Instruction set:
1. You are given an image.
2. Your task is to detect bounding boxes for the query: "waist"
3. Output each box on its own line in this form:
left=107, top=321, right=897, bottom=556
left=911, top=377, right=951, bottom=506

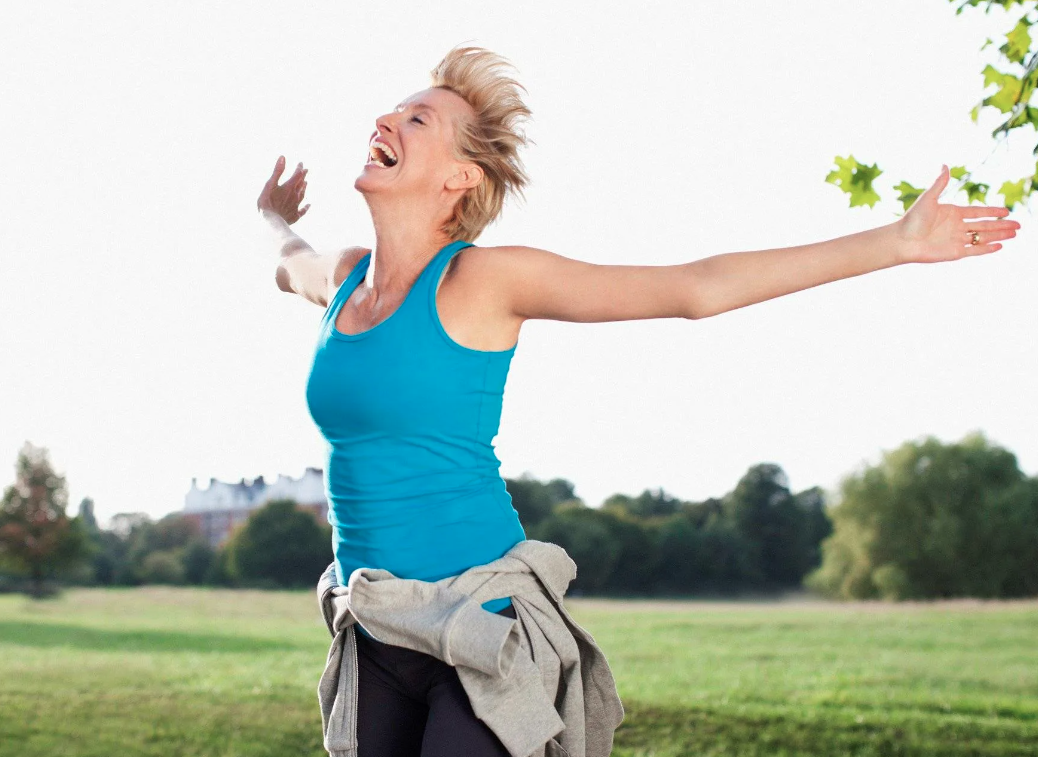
left=331, top=486, right=527, bottom=584
left=324, top=440, right=506, bottom=508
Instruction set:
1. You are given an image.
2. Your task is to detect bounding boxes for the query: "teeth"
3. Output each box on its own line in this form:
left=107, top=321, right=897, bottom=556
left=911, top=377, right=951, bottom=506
left=368, top=140, right=397, bottom=167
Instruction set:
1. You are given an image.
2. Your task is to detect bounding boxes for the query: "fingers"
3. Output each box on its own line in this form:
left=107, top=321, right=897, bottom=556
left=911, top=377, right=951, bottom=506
left=270, top=157, right=309, bottom=189
left=969, top=242, right=1002, bottom=255
left=270, top=155, right=286, bottom=183
left=966, top=229, right=1016, bottom=245
left=963, top=218, right=1021, bottom=232
left=959, top=204, right=1011, bottom=218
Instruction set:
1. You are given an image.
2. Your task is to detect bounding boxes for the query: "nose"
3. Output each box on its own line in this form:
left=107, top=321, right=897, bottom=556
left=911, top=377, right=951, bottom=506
left=372, top=112, right=397, bottom=141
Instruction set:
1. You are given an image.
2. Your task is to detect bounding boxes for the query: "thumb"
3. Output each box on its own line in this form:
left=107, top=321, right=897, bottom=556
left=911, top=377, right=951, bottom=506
left=928, top=164, right=948, bottom=196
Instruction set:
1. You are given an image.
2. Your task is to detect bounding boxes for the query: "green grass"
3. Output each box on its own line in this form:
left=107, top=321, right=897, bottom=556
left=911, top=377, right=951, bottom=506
left=0, top=588, right=1035, bottom=756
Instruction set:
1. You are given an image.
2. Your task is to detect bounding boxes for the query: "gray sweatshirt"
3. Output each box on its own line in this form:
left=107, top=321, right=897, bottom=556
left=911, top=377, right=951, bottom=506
left=316, top=539, right=624, bottom=757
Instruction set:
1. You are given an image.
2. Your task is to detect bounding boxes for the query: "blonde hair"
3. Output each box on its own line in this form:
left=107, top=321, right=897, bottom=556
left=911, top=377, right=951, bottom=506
left=429, top=45, right=532, bottom=242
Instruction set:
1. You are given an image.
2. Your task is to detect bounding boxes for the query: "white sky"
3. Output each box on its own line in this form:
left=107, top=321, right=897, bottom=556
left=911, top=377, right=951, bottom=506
left=2, top=1, right=1035, bottom=531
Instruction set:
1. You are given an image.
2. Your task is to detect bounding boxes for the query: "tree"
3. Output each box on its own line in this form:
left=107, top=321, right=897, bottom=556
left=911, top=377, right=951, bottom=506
left=181, top=538, right=215, bottom=584
left=226, top=498, right=333, bottom=588
left=504, top=473, right=580, bottom=529
left=117, top=513, right=201, bottom=585
left=794, top=486, right=834, bottom=577
left=722, top=463, right=806, bottom=586
left=828, top=1, right=1038, bottom=213
left=140, top=550, right=185, bottom=584
left=602, top=487, right=684, bottom=520
left=0, top=442, right=91, bottom=597
left=528, top=503, right=620, bottom=594
left=596, top=508, right=659, bottom=594
left=805, top=431, right=1038, bottom=600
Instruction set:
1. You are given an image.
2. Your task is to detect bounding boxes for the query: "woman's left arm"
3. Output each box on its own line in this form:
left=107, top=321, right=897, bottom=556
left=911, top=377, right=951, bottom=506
left=684, top=165, right=1020, bottom=319
left=489, top=165, right=1021, bottom=323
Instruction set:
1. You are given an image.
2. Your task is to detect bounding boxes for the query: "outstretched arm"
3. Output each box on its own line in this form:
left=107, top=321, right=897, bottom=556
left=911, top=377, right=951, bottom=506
left=683, top=166, right=1019, bottom=319
left=491, top=165, right=1020, bottom=323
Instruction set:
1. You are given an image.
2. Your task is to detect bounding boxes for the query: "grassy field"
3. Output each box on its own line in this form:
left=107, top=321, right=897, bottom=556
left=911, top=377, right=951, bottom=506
left=0, top=587, right=1035, bottom=757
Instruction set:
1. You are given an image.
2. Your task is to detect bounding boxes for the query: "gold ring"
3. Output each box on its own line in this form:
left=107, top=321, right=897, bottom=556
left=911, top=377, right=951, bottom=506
left=969, top=230, right=981, bottom=245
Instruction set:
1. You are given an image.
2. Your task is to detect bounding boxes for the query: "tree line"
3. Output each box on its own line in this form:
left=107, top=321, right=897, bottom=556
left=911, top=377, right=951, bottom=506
left=2, top=430, right=1035, bottom=600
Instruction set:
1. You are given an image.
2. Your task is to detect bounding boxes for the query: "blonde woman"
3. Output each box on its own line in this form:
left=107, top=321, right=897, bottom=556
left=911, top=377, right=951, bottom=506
left=257, top=45, right=1020, bottom=757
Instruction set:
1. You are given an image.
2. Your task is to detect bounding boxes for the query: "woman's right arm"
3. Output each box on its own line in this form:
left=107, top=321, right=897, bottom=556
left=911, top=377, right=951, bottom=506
left=257, top=155, right=343, bottom=308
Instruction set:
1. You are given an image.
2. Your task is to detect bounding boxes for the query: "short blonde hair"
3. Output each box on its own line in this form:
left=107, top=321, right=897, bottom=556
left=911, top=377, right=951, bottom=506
left=429, top=45, right=532, bottom=242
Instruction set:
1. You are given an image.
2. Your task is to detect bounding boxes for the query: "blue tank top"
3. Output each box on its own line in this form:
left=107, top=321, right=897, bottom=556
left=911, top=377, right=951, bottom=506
left=305, top=240, right=526, bottom=638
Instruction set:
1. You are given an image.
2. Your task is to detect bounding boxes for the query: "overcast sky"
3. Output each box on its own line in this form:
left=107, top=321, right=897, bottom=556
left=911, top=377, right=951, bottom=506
left=2, top=1, right=1035, bottom=530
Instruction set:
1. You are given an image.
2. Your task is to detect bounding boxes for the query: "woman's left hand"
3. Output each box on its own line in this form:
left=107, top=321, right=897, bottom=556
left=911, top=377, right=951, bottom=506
left=893, top=164, right=1022, bottom=264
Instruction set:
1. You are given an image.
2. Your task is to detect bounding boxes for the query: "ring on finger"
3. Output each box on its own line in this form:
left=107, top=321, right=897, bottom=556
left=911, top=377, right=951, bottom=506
left=967, top=230, right=981, bottom=246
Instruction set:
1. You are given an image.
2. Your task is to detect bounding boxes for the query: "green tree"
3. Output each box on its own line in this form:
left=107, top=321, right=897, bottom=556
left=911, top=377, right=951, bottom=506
left=203, top=543, right=235, bottom=586
left=118, top=513, right=200, bottom=585
left=805, top=431, right=1038, bottom=600
left=528, top=503, right=620, bottom=594
left=722, top=463, right=809, bottom=586
left=602, top=487, right=683, bottom=520
left=0, top=442, right=91, bottom=598
left=596, top=508, right=659, bottom=594
left=226, top=499, right=333, bottom=588
left=140, top=550, right=186, bottom=584
left=181, top=538, right=215, bottom=584
left=652, top=513, right=707, bottom=594
left=504, top=473, right=580, bottom=529
left=794, top=486, right=834, bottom=577
left=828, top=1, right=1038, bottom=213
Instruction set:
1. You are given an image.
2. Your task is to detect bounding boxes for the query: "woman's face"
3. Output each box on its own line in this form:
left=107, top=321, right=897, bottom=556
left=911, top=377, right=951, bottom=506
left=354, top=86, right=478, bottom=200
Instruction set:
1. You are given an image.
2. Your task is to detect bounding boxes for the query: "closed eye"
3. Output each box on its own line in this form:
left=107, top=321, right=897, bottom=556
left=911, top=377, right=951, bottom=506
left=410, top=115, right=425, bottom=125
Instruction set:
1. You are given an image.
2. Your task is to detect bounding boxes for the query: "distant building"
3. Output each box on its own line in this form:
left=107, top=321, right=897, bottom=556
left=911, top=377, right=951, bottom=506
left=182, top=467, right=329, bottom=547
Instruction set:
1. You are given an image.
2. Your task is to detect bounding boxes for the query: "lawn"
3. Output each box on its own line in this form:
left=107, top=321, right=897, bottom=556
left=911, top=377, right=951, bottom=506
left=0, top=587, right=1035, bottom=756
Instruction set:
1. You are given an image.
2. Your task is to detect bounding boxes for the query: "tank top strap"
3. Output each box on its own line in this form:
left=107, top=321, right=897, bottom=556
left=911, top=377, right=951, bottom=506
left=422, top=240, right=474, bottom=294
left=327, top=251, right=371, bottom=311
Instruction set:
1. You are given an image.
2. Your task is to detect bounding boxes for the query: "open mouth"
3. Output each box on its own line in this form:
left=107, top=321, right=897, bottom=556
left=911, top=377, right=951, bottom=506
left=367, top=140, right=398, bottom=168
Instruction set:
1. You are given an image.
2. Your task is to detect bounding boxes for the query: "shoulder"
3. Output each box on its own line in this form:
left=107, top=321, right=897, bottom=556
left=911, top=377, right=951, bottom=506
left=330, top=246, right=372, bottom=291
left=450, top=244, right=532, bottom=284
left=445, top=244, right=534, bottom=304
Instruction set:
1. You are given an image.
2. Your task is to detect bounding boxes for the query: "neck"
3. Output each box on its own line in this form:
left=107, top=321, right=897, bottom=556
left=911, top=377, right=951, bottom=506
left=363, top=193, right=457, bottom=294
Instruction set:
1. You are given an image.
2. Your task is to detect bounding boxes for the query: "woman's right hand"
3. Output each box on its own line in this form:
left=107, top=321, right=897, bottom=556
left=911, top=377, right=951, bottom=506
left=257, top=155, right=310, bottom=224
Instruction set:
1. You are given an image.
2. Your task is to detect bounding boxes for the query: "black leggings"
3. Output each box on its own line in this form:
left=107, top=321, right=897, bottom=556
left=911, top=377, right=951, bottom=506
left=355, top=603, right=518, bottom=757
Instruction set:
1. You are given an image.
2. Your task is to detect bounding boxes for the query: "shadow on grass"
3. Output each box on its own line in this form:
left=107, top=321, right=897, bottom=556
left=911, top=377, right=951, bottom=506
left=613, top=700, right=1037, bottom=757
left=0, top=621, right=298, bottom=654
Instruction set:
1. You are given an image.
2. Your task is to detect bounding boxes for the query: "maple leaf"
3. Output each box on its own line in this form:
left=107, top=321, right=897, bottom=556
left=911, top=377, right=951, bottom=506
left=1000, top=16, right=1032, bottom=64
left=963, top=181, right=990, bottom=203
left=825, top=155, right=882, bottom=208
left=893, top=180, right=924, bottom=212
left=999, top=177, right=1028, bottom=208
left=981, top=64, right=1024, bottom=114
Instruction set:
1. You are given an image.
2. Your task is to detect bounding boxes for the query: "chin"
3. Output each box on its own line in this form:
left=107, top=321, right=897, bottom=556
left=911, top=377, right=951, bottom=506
left=354, top=170, right=384, bottom=195
left=350, top=163, right=394, bottom=193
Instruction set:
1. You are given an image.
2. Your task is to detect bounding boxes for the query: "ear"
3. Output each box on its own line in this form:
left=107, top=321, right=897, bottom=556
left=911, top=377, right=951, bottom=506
left=445, top=162, right=484, bottom=192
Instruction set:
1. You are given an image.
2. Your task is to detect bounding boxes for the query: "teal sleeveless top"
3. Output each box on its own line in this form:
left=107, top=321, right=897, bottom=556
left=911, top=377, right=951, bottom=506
left=305, top=240, right=526, bottom=638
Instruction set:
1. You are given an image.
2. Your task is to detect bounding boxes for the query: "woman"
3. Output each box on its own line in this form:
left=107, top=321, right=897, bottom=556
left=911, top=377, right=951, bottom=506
left=257, top=45, right=1020, bottom=757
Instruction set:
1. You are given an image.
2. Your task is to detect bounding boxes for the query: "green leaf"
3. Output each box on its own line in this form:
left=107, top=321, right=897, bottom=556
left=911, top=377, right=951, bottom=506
left=893, top=180, right=924, bottom=212
left=999, top=177, right=1028, bottom=208
left=825, top=155, right=883, bottom=208
left=1000, top=16, right=1032, bottom=64
left=949, top=165, right=970, bottom=181
left=981, top=65, right=1024, bottom=114
left=963, top=181, right=990, bottom=203
left=951, top=0, right=1033, bottom=11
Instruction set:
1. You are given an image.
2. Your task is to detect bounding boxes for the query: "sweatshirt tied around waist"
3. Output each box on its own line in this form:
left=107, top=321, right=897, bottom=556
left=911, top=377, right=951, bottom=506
left=316, top=539, right=625, bottom=757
